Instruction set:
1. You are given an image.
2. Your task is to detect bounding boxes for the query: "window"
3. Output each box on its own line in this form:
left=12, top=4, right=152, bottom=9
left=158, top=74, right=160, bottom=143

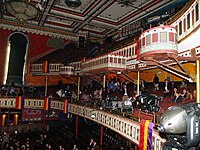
left=169, top=32, right=175, bottom=42
left=139, top=39, right=142, bottom=48
left=187, top=13, right=190, bottom=29
left=110, top=57, right=113, bottom=63
left=122, top=59, right=125, bottom=64
left=152, top=33, right=158, bottom=42
left=196, top=3, right=199, bottom=22
left=114, top=58, right=117, bottom=63
left=160, top=32, right=167, bottom=42
left=179, top=21, right=182, bottom=35
left=118, top=58, right=121, bottom=63
left=146, top=34, right=151, bottom=45
left=129, top=47, right=131, bottom=56
left=142, top=37, right=145, bottom=46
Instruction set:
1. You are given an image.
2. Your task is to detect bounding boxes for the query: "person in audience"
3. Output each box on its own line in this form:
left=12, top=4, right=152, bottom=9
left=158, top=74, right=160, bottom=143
left=182, top=88, right=189, bottom=99
left=163, top=79, right=172, bottom=97
left=140, top=79, right=147, bottom=92
left=87, top=138, right=94, bottom=150
left=73, top=144, right=78, bottom=150
left=171, top=87, right=178, bottom=98
left=153, top=74, right=159, bottom=91
left=179, top=79, right=188, bottom=89
left=193, top=90, right=196, bottom=100
left=171, top=92, right=182, bottom=104
left=131, top=96, right=137, bottom=113
left=93, top=141, right=99, bottom=150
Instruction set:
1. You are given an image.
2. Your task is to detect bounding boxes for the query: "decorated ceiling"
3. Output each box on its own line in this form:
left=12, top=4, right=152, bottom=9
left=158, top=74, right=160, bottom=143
left=0, top=0, right=186, bottom=42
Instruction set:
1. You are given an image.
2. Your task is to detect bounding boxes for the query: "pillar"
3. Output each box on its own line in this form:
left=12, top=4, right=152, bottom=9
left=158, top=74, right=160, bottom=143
left=197, top=60, right=200, bottom=103
left=45, top=75, right=48, bottom=97
left=42, top=110, right=46, bottom=129
left=100, top=125, right=104, bottom=150
left=7, top=109, right=10, bottom=132
left=103, top=74, right=106, bottom=90
left=75, top=115, right=79, bottom=139
left=137, top=71, right=140, bottom=96
left=77, top=74, right=81, bottom=101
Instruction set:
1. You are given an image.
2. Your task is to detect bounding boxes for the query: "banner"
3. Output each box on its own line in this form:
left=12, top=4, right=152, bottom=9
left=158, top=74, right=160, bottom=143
left=42, top=61, right=49, bottom=73
left=139, top=119, right=154, bottom=150
left=63, top=100, right=68, bottom=114
left=1, top=114, right=6, bottom=126
left=43, top=97, right=51, bottom=111
left=13, top=114, right=18, bottom=125
left=15, top=96, right=24, bottom=109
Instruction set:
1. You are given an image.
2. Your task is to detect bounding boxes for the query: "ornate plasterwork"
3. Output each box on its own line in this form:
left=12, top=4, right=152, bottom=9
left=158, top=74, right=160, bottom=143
left=0, top=19, right=78, bottom=41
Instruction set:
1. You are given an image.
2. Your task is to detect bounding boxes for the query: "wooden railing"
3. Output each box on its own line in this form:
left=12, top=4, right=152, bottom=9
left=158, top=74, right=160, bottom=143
left=0, top=98, right=165, bottom=150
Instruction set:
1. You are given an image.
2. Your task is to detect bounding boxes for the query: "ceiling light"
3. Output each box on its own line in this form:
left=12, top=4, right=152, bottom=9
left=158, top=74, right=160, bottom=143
left=6, top=0, right=39, bottom=23
left=65, top=0, right=82, bottom=8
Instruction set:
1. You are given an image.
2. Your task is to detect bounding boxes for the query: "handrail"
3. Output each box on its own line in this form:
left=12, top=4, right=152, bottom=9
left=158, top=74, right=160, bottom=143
left=0, top=97, right=165, bottom=150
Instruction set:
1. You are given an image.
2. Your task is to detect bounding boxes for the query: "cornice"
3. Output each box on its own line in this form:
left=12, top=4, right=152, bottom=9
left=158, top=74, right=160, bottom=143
left=0, top=19, right=78, bottom=41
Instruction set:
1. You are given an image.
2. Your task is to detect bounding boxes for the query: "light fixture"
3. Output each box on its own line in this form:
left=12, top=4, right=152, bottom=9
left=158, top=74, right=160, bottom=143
left=6, top=0, right=39, bottom=23
left=65, top=0, right=82, bottom=8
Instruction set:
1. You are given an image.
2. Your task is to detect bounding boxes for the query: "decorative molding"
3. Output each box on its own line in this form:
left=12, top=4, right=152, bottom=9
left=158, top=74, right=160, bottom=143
left=0, top=19, right=79, bottom=41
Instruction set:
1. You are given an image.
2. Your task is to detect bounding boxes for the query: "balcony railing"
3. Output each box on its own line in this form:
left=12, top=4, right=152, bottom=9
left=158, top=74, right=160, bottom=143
left=0, top=98, right=165, bottom=150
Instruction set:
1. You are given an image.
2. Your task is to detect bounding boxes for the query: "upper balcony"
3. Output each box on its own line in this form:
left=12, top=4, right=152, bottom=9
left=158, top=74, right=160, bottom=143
left=81, top=54, right=127, bottom=73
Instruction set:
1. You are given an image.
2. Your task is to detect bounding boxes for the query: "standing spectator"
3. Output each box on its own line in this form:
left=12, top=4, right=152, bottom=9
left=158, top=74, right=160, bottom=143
left=153, top=74, right=159, bottom=91
left=140, top=79, right=147, bottom=92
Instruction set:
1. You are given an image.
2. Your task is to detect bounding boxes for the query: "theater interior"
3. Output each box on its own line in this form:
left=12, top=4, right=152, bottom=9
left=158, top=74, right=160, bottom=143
left=0, top=0, right=200, bottom=149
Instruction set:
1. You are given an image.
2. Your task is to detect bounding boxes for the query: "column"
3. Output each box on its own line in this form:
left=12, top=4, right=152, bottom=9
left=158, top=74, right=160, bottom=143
left=77, top=74, right=81, bottom=102
left=137, top=71, right=140, bottom=96
left=7, top=109, right=10, bottom=132
left=103, top=74, right=106, bottom=90
left=100, top=125, right=104, bottom=150
left=196, top=60, right=200, bottom=103
left=75, top=115, right=79, bottom=139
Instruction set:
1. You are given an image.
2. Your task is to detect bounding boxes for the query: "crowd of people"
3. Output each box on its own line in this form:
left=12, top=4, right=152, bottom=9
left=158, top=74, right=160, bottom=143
left=0, top=131, right=30, bottom=150
left=152, top=74, right=196, bottom=104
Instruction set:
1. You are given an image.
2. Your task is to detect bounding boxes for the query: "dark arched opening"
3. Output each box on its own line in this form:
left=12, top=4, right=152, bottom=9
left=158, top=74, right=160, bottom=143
left=6, top=33, right=28, bottom=86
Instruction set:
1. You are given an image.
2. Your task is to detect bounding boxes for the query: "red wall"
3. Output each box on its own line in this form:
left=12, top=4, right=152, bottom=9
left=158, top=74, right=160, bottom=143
left=0, top=28, right=68, bottom=84
left=28, top=33, right=54, bottom=59
left=0, top=29, right=12, bottom=84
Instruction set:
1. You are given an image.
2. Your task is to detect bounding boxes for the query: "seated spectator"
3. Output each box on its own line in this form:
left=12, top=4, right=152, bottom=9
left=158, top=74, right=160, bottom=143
left=193, top=90, right=196, bottom=100
left=171, top=87, right=178, bottom=97
left=171, top=92, right=182, bottom=104
left=163, top=79, right=172, bottom=97
left=182, top=88, right=189, bottom=99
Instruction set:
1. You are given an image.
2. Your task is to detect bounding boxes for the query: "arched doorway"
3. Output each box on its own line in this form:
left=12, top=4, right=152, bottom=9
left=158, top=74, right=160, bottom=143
left=4, top=32, right=28, bottom=86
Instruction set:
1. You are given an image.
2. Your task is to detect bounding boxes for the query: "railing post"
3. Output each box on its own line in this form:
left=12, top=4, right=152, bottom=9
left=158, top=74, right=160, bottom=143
left=196, top=60, right=200, bottom=103
left=7, top=109, right=10, bottom=132
left=77, top=74, right=81, bottom=102
left=100, top=125, right=104, bottom=150
left=137, top=71, right=140, bottom=96
left=75, top=115, right=79, bottom=139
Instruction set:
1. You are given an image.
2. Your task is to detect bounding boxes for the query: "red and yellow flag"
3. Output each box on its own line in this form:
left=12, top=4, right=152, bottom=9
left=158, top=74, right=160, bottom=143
left=13, top=114, right=18, bottom=125
left=63, top=100, right=68, bottom=114
left=139, top=119, right=154, bottom=150
left=15, top=96, right=24, bottom=109
left=1, top=114, right=6, bottom=126
left=43, top=97, right=51, bottom=111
